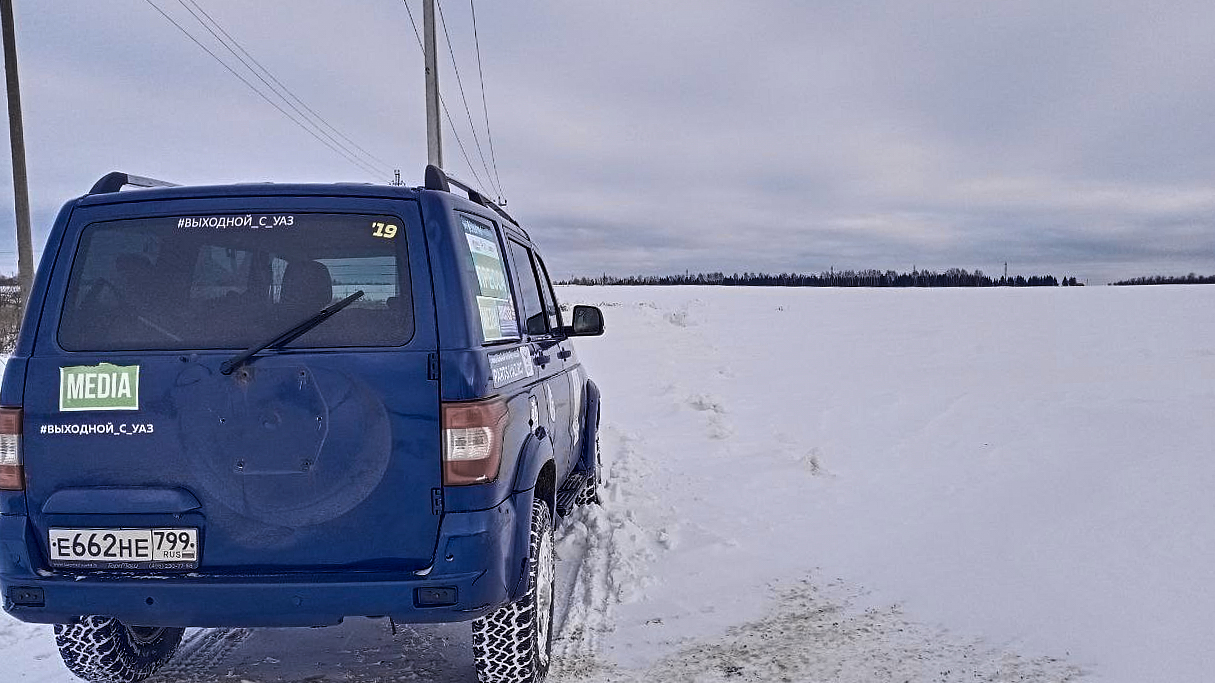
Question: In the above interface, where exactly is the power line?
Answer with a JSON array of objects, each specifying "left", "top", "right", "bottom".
[
  {"left": 169, "top": 0, "right": 391, "bottom": 177},
  {"left": 178, "top": 0, "right": 395, "bottom": 173},
  {"left": 145, "top": 0, "right": 384, "bottom": 179},
  {"left": 470, "top": 0, "right": 504, "bottom": 202},
  {"left": 435, "top": 0, "right": 500, "bottom": 199},
  {"left": 400, "top": 0, "right": 493, "bottom": 197},
  {"left": 142, "top": 0, "right": 388, "bottom": 180},
  {"left": 437, "top": 79, "right": 491, "bottom": 192}
]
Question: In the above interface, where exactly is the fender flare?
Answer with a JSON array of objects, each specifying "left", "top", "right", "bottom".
[
  {"left": 507, "top": 434, "right": 555, "bottom": 600},
  {"left": 512, "top": 432, "right": 556, "bottom": 499}
]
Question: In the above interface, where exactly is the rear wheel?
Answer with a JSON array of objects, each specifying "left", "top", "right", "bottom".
[
  {"left": 472, "top": 498, "right": 556, "bottom": 683},
  {"left": 54, "top": 616, "right": 184, "bottom": 683}
]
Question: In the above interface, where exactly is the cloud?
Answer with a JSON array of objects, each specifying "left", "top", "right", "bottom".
[{"left": 0, "top": 1, "right": 1211, "bottom": 284}]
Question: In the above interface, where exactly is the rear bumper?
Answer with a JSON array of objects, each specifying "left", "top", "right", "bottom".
[{"left": 0, "top": 498, "right": 520, "bottom": 628}]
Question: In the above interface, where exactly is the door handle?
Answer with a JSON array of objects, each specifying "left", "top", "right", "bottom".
[{"left": 557, "top": 349, "right": 571, "bottom": 359}]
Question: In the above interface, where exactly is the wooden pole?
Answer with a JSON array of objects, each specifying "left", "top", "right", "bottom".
[
  {"left": 423, "top": 0, "right": 443, "bottom": 169},
  {"left": 1, "top": 0, "right": 33, "bottom": 300}
]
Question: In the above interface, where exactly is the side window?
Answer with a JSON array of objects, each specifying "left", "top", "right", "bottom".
[
  {"left": 534, "top": 254, "right": 563, "bottom": 331},
  {"left": 507, "top": 240, "right": 547, "bottom": 336},
  {"left": 460, "top": 215, "right": 519, "bottom": 343}
]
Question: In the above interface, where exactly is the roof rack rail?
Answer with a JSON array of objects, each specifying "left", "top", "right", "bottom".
[
  {"left": 89, "top": 172, "right": 179, "bottom": 195},
  {"left": 423, "top": 164, "right": 520, "bottom": 229}
]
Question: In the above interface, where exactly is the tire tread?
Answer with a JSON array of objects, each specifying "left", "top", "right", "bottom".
[
  {"left": 54, "top": 616, "right": 183, "bottom": 683},
  {"left": 471, "top": 500, "right": 554, "bottom": 683}
]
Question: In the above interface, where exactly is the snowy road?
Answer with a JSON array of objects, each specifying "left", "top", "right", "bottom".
[{"left": 5, "top": 285, "right": 1213, "bottom": 682}]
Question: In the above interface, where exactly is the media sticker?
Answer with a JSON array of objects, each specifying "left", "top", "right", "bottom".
[{"left": 60, "top": 364, "right": 140, "bottom": 412}]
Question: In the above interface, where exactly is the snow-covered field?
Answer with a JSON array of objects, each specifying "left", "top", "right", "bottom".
[{"left": 4, "top": 284, "right": 1213, "bottom": 682}]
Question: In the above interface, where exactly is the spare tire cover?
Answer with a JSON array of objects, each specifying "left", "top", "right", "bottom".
[{"left": 174, "top": 363, "right": 391, "bottom": 528}]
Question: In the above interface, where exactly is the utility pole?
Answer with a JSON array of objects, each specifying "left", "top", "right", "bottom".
[
  {"left": 1, "top": 0, "right": 33, "bottom": 301},
  {"left": 422, "top": 0, "right": 443, "bottom": 169}
]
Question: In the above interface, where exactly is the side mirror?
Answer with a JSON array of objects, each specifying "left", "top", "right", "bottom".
[{"left": 563, "top": 305, "right": 604, "bottom": 337}]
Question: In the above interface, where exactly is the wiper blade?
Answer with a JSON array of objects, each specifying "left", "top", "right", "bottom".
[{"left": 220, "top": 290, "right": 365, "bottom": 375}]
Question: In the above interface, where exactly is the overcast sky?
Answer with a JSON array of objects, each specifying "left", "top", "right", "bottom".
[{"left": 3, "top": 1, "right": 1215, "bottom": 284}]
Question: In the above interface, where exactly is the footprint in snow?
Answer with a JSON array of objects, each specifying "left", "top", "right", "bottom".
[{"left": 686, "top": 394, "right": 726, "bottom": 414}]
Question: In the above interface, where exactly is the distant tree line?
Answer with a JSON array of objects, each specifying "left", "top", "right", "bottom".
[
  {"left": 1110, "top": 273, "right": 1215, "bottom": 286},
  {"left": 0, "top": 282, "right": 20, "bottom": 352},
  {"left": 561, "top": 268, "right": 1073, "bottom": 288}
]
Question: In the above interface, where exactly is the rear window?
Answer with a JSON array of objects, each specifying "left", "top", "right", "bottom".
[{"left": 58, "top": 213, "right": 413, "bottom": 351}]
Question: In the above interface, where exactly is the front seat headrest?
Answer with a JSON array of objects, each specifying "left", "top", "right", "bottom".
[{"left": 281, "top": 260, "right": 333, "bottom": 313}]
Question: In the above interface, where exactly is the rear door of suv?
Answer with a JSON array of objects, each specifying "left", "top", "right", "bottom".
[
  {"left": 22, "top": 196, "right": 443, "bottom": 573},
  {"left": 504, "top": 240, "right": 575, "bottom": 475}
]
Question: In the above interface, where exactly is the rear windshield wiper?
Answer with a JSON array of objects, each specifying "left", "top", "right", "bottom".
[{"left": 220, "top": 290, "right": 365, "bottom": 375}]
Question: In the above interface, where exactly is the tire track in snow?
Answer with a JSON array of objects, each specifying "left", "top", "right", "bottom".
[
  {"left": 552, "top": 428, "right": 672, "bottom": 679},
  {"left": 559, "top": 578, "right": 1086, "bottom": 683},
  {"left": 146, "top": 627, "right": 253, "bottom": 683},
  {"left": 150, "top": 620, "right": 472, "bottom": 683},
  {"left": 551, "top": 297, "right": 729, "bottom": 678}
]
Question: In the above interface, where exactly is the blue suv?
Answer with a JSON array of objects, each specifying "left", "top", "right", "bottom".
[{"left": 0, "top": 167, "right": 605, "bottom": 683}]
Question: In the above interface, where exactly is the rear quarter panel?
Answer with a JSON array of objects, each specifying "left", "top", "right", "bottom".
[{"left": 420, "top": 194, "right": 567, "bottom": 512}]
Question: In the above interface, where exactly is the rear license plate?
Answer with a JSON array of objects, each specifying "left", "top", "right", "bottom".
[{"left": 48, "top": 528, "right": 199, "bottom": 569}]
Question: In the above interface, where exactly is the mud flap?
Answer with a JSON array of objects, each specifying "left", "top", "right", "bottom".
[{"left": 575, "top": 380, "right": 601, "bottom": 473}]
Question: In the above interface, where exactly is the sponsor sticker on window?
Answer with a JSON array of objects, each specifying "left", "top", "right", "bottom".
[
  {"left": 59, "top": 364, "right": 140, "bottom": 412},
  {"left": 462, "top": 217, "right": 518, "bottom": 341}
]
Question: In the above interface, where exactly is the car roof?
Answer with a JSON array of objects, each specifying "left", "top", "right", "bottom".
[
  {"left": 73, "top": 175, "right": 530, "bottom": 241},
  {"left": 79, "top": 182, "right": 526, "bottom": 236}
]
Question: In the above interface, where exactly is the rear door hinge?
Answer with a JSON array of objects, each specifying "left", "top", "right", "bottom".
[
  {"left": 427, "top": 353, "right": 440, "bottom": 381},
  {"left": 431, "top": 487, "right": 444, "bottom": 515}
]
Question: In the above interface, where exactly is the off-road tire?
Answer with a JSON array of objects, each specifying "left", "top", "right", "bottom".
[
  {"left": 472, "top": 499, "right": 556, "bottom": 683},
  {"left": 575, "top": 434, "right": 602, "bottom": 506},
  {"left": 54, "top": 616, "right": 184, "bottom": 683}
]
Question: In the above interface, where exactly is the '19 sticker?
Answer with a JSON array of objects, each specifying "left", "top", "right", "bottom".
[{"left": 371, "top": 221, "right": 398, "bottom": 239}]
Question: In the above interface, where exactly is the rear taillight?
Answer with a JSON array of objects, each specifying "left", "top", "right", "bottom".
[
  {"left": 0, "top": 407, "right": 23, "bottom": 491},
  {"left": 442, "top": 398, "right": 508, "bottom": 486}
]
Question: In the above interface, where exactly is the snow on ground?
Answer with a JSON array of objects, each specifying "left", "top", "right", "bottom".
[
  {"left": 553, "top": 285, "right": 1214, "bottom": 683},
  {"left": 3, "top": 285, "right": 1213, "bottom": 682}
]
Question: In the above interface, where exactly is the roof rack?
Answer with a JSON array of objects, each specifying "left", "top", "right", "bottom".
[
  {"left": 423, "top": 164, "right": 520, "bottom": 229},
  {"left": 89, "top": 172, "right": 179, "bottom": 195}
]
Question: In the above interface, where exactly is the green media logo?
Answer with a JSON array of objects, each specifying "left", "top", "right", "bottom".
[{"left": 59, "top": 364, "right": 140, "bottom": 412}]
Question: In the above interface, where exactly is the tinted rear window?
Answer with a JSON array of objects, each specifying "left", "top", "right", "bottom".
[{"left": 59, "top": 213, "right": 413, "bottom": 351}]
